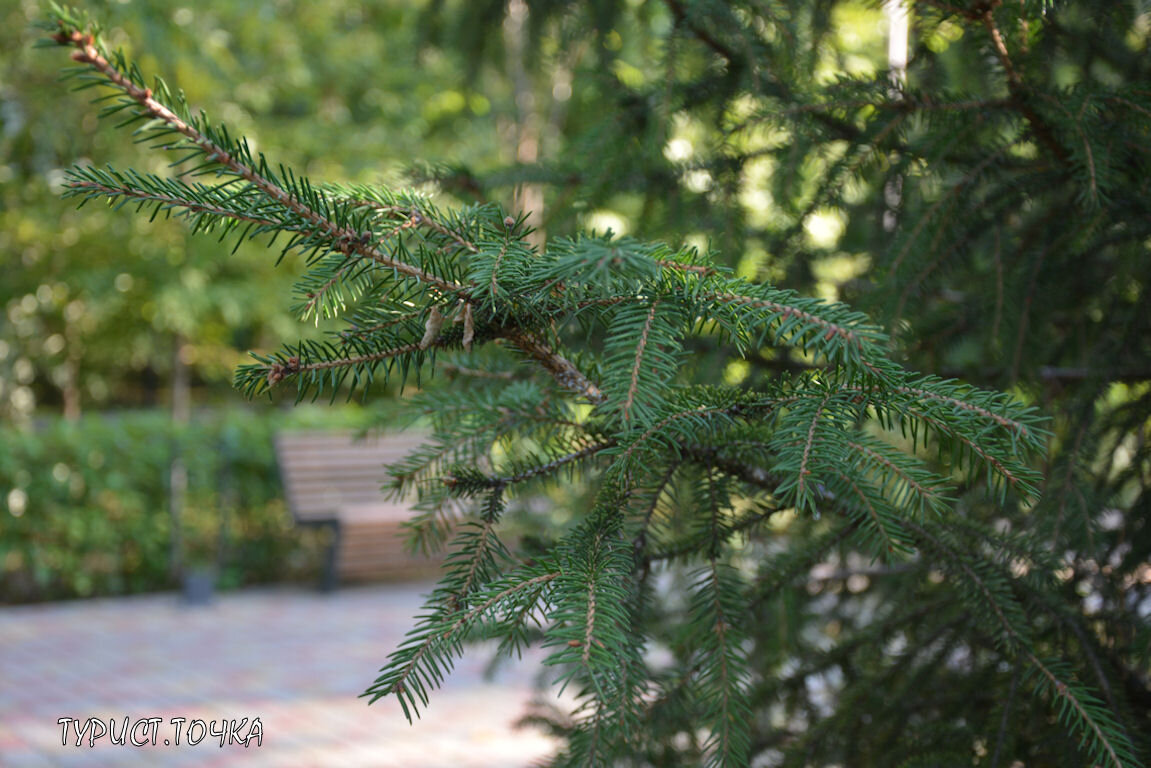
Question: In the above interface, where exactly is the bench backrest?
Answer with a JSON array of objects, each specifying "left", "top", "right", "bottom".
[{"left": 274, "top": 430, "right": 426, "bottom": 523}]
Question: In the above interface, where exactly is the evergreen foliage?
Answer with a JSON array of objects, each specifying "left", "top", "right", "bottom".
[{"left": 41, "top": 3, "right": 1148, "bottom": 766}]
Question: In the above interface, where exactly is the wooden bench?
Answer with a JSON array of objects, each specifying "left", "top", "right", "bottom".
[{"left": 274, "top": 430, "right": 440, "bottom": 589}]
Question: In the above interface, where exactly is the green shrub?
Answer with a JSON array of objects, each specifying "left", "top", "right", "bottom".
[{"left": 0, "top": 406, "right": 366, "bottom": 602}]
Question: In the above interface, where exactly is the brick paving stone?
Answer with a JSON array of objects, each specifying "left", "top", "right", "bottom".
[{"left": 0, "top": 584, "right": 560, "bottom": 767}]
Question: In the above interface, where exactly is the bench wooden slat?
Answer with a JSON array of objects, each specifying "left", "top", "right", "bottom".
[{"left": 273, "top": 429, "right": 439, "bottom": 587}]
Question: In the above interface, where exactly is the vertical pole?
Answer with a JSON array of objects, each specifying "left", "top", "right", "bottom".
[
  {"left": 61, "top": 304, "right": 83, "bottom": 421},
  {"left": 169, "top": 335, "right": 190, "bottom": 579},
  {"left": 885, "top": 0, "right": 910, "bottom": 83},
  {"left": 504, "top": 0, "right": 545, "bottom": 248},
  {"left": 883, "top": 0, "right": 910, "bottom": 233},
  {"left": 216, "top": 423, "right": 235, "bottom": 580}
]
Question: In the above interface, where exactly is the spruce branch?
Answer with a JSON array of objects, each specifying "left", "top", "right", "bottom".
[
  {"left": 337, "top": 194, "right": 481, "bottom": 255},
  {"left": 797, "top": 392, "right": 832, "bottom": 506},
  {"left": 46, "top": 6, "right": 1140, "bottom": 765},
  {"left": 690, "top": 558, "right": 752, "bottom": 767},
  {"left": 661, "top": 0, "right": 739, "bottom": 63},
  {"left": 977, "top": 4, "right": 1069, "bottom": 164},
  {"left": 364, "top": 565, "right": 559, "bottom": 718},
  {"left": 703, "top": 289, "right": 885, "bottom": 365},
  {"left": 843, "top": 435, "right": 949, "bottom": 516},
  {"left": 52, "top": 24, "right": 464, "bottom": 296},
  {"left": 622, "top": 299, "right": 661, "bottom": 423},
  {"left": 833, "top": 468, "right": 908, "bottom": 554},
  {"left": 493, "top": 441, "right": 614, "bottom": 487},
  {"left": 65, "top": 171, "right": 292, "bottom": 234},
  {"left": 53, "top": 20, "right": 903, "bottom": 409},
  {"left": 907, "top": 520, "right": 1140, "bottom": 768}
]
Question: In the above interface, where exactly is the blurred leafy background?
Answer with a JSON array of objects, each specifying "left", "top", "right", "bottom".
[
  {"left": 2, "top": 0, "right": 1149, "bottom": 670},
  {"left": 7, "top": 0, "right": 1150, "bottom": 762},
  {"left": 1, "top": 0, "right": 515, "bottom": 600}
]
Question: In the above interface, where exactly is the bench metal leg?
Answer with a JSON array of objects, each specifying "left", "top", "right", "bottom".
[{"left": 320, "top": 519, "right": 340, "bottom": 592}]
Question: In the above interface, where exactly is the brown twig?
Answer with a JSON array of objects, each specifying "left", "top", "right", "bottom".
[
  {"left": 59, "top": 29, "right": 466, "bottom": 297},
  {"left": 483, "top": 441, "right": 614, "bottom": 487},
  {"left": 655, "top": 259, "right": 714, "bottom": 275},
  {"left": 506, "top": 329, "right": 607, "bottom": 405},
  {"left": 661, "top": 0, "right": 738, "bottom": 63},
  {"left": 978, "top": 6, "right": 1069, "bottom": 163},
  {"left": 54, "top": 27, "right": 630, "bottom": 411},
  {"left": 834, "top": 468, "right": 899, "bottom": 552},
  {"left": 622, "top": 300, "right": 660, "bottom": 422},
  {"left": 265, "top": 342, "right": 423, "bottom": 388},
  {"left": 346, "top": 198, "right": 480, "bottom": 255},
  {"left": 798, "top": 394, "right": 832, "bottom": 499},
  {"left": 65, "top": 179, "right": 272, "bottom": 224}
]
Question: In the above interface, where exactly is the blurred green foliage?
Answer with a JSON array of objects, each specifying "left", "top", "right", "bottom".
[
  {"left": 0, "top": 0, "right": 508, "bottom": 419},
  {"left": 15, "top": 0, "right": 1151, "bottom": 762},
  {"left": 0, "top": 0, "right": 533, "bottom": 602},
  {"left": 0, "top": 405, "right": 373, "bottom": 602}
]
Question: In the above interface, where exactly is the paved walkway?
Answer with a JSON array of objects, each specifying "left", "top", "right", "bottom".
[{"left": 0, "top": 584, "right": 559, "bottom": 767}]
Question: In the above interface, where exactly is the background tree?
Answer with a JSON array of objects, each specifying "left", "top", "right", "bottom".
[
  {"left": 0, "top": 0, "right": 522, "bottom": 604},
  {"left": 1, "top": 0, "right": 509, "bottom": 419},
  {"left": 36, "top": 2, "right": 1151, "bottom": 767},
  {"left": 411, "top": 0, "right": 1151, "bottom": 761}
]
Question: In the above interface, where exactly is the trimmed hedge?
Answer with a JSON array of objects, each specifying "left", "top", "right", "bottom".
[{"left": 0, "top": 406, "right": 370, "bottom": 602}]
